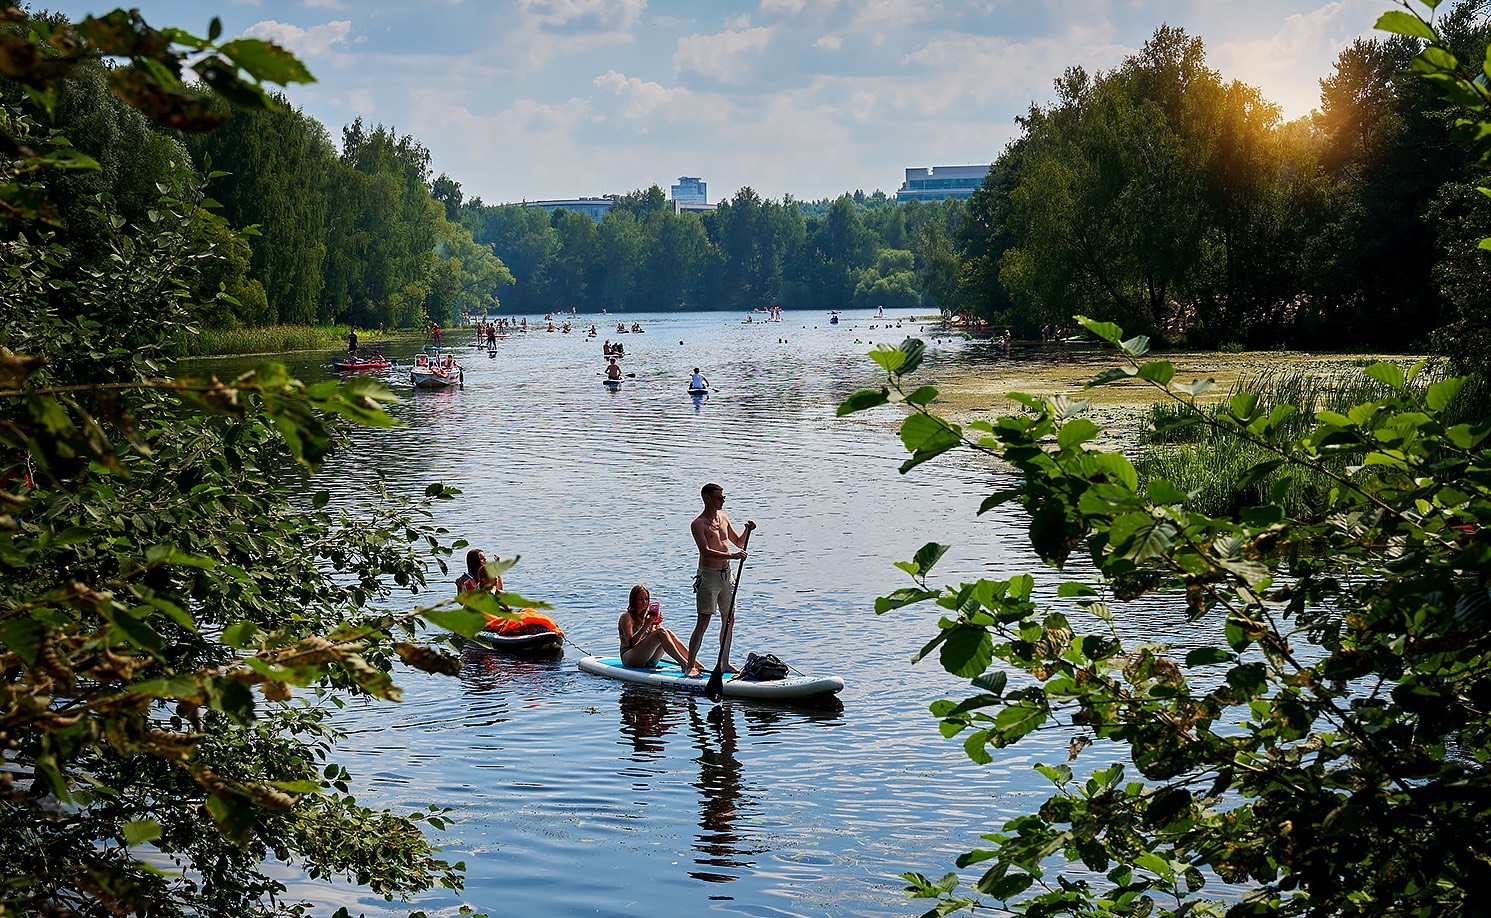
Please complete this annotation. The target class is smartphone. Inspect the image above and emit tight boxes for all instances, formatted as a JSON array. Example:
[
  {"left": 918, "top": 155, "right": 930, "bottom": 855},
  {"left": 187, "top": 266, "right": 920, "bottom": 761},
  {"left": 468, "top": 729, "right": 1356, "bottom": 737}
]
[{"left": 647, "top": 600, "right": 661, "bottom": 622}]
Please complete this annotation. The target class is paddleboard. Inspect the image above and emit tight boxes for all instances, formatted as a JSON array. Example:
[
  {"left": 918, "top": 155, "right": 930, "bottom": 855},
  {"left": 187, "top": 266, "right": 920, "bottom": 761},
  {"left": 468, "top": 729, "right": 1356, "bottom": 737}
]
[
  {"left": 688, "top": 387, "right": 709, "bottom": 397},
  {"left": 469, "top": 630, "right": 563, "bottom": 653},
  {"left": 603, "top": 378, "right": 622, "bottom": 388},
  {"left": 577, "top": 656, "right": 843, "bottom": 700}
]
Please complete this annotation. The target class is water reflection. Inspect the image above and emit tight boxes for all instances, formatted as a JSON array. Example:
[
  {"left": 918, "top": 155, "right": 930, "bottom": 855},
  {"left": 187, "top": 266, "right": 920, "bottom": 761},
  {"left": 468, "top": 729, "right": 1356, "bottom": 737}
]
[
  {"left": 687, "top": 702, "right": 757, "bottom": 883},
  {"left": 618, "top": 684, "right": 682, "bottom": 757}
]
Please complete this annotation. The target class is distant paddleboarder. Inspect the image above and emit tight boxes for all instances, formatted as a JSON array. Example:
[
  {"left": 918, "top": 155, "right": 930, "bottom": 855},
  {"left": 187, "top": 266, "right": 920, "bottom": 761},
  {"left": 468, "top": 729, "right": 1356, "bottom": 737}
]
[{"left": 689, "top": 368, "right": 708, "bottom": 392}]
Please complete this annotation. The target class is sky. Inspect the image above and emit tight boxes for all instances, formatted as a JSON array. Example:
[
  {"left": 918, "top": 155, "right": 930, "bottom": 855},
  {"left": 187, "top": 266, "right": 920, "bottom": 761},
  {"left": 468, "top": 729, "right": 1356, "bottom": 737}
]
[{"left": 45, "top": 0, "right": 1391, "bottom": 205}]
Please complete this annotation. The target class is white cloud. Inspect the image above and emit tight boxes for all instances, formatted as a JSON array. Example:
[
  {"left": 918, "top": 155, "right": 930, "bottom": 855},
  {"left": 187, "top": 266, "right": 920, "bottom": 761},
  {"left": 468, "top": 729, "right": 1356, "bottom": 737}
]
[
  {"left": 593, "top": 70, "right": 730, "bottom": 124},
  {"left": 674, "top": 27, "right": 774, "bottom": 83},
  {"left": 813, "top": 34, "right": 842, "bottom": 50},
  {"left": 518, "top": 0, "right": 647, "bottom": 31},
  {"left": 243, "top": 20, "right": 354, "bottom": 57}
]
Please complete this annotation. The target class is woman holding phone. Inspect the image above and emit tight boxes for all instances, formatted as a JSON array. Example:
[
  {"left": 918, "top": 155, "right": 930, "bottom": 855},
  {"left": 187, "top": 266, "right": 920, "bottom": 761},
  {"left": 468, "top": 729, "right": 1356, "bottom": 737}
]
[{"left": 618, "top": 584, "right": 696, "bottom": 673}]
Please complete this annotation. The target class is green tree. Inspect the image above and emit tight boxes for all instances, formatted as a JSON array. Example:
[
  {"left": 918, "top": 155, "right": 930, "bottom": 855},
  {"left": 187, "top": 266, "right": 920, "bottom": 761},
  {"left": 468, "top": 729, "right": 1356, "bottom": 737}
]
[
  {"left": 180, "top": 95, "right": 336, "bottom": 324},
  {"left": 837, "top": 8, "right": 1491, "bottom": 914},
  {"left": 2, "top": 10, "right": 517, "bottom": 915},
  {"left": 322, "top": 119, "right": 442, "bottom": 328},
  {"left": 844, "top": 322, "right": 1491, "bottom": 917}
]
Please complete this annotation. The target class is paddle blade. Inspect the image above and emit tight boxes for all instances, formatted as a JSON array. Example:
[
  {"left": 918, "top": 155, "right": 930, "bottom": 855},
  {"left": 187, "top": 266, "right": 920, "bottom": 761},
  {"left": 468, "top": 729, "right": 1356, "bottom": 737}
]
[{"left": 705, "top": 666, "right": 725, "bottom": 702}]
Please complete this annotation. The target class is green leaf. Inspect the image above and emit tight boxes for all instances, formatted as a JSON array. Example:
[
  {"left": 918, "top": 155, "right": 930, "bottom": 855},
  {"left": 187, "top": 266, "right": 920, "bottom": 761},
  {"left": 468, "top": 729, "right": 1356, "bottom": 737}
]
[
  {"left": 838, "top": 388, "right": 890, "bottom": 416},
  {"left": 1120, "top": 335, "right": 1151, "bottom": 358},
  {"left": 870, "top": 345, "right": 907, "bottom": 374},
  {"left": 977, "top": 490, "right": 1021, "bottom": 514},
  {"left": 1086, "top": 366, "right": 1137, "bottom": 388},
  {"left": 1076, "top": 316, "right": 1123, "bottom": 345},
  {"left": 1058, "top": 581, "right": 1097, "bottom": 598},
  {"left": 0, "top": 619, "right": 44, "bottom": 664},
  {"left": 221, "top": 621, "right": 262, "bottom": 649},
  {"left": 896, "top": 338, "right": 928, "bottom": 376},
  {"left": 1426, "top": 377, "right": 1464, "bottom": 412},
  {"left": 904, "top": 385, "right": 939, "bottom": 406},
  {"left": 1136, "top": 360, "right": 1174, "bottom": 384},
  {"left": 1363, "top": 361, "right": 1406, "bottom": 390},
  {"left": 1376, "top": 9, "right": 1438, "bottom": 41},
  {"left": 1057, "top": 418, "right": 1100, "bottom": 450},
  {"left": 123, "top": 819, "right": 162, "bottom": 845},
  {"left": 219, "top": 38, "right": 316, "bottom": 85},
  {"left": 972, "top": 670, "right": 1008, "bottom": 694},
  {"left": 940, "top": 624, "right": 994, "bottom": 678},
  {"left": 912, "top": 542, "right": 951, "bottom": 576},
  {"left": 421, "top": 607, "right": 490, "bottom": 638},
  {"left": 1035, "top": 763, "right": 1073, "bottom": 784},
  {"left": 1185, "top": 647, "right": 1232, "bottom": 666}
]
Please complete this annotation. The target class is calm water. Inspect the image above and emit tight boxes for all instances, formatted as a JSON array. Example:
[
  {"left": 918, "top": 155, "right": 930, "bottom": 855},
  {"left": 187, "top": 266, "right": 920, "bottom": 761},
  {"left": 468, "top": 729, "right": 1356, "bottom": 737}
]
[{"left": 244, "top": 310, "right": 1197, "bottom": 916}]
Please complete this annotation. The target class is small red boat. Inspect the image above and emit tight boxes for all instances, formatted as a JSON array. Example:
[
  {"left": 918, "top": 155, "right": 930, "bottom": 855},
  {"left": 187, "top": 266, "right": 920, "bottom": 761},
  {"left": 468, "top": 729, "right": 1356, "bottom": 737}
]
[{"left": 331, "top": 354, "right": 393, "bottom": 371}]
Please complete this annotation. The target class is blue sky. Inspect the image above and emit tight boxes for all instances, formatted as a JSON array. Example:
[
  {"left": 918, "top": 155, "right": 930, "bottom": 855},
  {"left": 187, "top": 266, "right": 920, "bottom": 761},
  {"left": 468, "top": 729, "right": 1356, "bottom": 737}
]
[{"left": 45, "top": 1, "right": 1390, "bottom": 204}]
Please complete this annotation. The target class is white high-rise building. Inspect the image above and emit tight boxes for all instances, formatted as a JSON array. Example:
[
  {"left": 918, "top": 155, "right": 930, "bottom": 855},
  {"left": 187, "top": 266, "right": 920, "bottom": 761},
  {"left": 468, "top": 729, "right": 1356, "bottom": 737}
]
[{"left": 670, "top": 177, "right": 707, "bottom": 205}]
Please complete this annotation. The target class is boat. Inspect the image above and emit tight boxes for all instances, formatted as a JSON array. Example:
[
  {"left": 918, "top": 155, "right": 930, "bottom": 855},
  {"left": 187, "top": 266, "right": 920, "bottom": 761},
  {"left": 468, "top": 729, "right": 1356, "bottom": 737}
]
[
  {"left": 470, "top": 629, "right": 563, "bottom": 653},
  {"left": 577, "top": 656, "right": 843, "bottom": 701},
  {"left": 469, "top": 610, "right": 564, "bottom": 654},
  {"left": 411, "top": 348, "right": 463, "bottom": 388},
  {"left": 331, "top": 354, "right": 393, "bottom": 372}
]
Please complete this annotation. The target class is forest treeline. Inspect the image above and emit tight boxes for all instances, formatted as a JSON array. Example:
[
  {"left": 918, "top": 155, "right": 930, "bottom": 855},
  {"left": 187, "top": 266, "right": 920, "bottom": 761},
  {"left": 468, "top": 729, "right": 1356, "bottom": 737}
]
[
  {"left": 952, "top": 14, "right": 1491, "bottom": 365},
  {"left": 4, "top": 9, "right": 1487, "bottom": 363}
]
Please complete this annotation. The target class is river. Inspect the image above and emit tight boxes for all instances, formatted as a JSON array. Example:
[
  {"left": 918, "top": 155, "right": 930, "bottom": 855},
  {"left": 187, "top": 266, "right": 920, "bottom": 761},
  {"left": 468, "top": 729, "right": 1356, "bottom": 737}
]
[{"left": 242, "top": 309, "right": 1195, "bottom": 917}]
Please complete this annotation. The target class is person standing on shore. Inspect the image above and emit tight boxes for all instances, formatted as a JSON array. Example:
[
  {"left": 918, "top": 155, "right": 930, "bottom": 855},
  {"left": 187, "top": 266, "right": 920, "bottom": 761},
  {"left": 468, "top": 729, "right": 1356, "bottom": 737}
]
[{"left": 686, "top": 483, "right": 755, "bottom": 677}]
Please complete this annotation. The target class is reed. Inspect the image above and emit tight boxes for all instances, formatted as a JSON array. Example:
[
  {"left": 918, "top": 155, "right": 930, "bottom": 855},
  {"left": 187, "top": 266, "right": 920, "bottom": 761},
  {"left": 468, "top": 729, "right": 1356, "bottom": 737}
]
[
  {"left": 178, "top": 325, "right": 351, "bottom": 357},
  {"left": 1136, "top": 370, "right": 1407, "bottom": 517}
]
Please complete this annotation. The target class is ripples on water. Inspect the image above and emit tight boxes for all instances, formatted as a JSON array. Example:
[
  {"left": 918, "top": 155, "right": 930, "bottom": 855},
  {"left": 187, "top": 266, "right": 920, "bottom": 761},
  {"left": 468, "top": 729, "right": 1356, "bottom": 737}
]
[{"left": 229, "top": 310, "right": 1201, "bottom": 916}]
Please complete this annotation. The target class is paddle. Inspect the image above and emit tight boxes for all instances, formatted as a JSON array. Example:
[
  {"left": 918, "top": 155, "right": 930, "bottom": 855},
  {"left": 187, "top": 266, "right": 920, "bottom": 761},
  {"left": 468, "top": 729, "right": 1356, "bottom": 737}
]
[{"left": 705, "top": 527, "right": 753, "bottom": 702}]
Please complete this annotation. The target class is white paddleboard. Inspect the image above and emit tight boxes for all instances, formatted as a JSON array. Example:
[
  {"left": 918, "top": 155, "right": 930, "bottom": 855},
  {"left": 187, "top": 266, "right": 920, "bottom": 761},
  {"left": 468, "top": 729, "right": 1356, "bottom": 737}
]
[{"left": 577, "top": 656, "right": 843, "bottom": 700}]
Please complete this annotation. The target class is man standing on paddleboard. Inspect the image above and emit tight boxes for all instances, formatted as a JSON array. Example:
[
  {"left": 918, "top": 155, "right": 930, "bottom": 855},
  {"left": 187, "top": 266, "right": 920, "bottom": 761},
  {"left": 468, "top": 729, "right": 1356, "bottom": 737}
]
[{"left": 687, "top": 483, "right": 755, "bottom": 677}]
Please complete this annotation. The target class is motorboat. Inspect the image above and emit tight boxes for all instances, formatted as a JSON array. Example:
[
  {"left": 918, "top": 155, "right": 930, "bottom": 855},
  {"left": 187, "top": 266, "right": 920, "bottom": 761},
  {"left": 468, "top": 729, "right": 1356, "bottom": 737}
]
[{"left": 411, "top": 347, "right": 463, "bottom": 388}]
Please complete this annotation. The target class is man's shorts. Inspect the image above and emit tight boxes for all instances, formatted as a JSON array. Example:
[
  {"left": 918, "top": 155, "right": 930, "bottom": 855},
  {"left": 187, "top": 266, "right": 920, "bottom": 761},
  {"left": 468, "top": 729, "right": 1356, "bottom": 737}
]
[{"left": 694, "top": 565, "right": 734, "bottom": 618}]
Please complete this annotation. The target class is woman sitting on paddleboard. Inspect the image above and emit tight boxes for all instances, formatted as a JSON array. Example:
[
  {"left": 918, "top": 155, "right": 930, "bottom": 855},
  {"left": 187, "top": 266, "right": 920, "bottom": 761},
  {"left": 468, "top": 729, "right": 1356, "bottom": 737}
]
[{"left": 618, "top": 585, "right": 695, "bottom": 672}]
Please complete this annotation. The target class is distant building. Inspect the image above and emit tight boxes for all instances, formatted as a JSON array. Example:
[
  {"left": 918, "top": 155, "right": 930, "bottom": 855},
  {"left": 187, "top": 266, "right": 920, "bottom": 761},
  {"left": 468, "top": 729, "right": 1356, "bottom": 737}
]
[
  {"left": 895, "top": 165, "right": 990, "bottom": 202},
  {"left": 520, "top": 196, "right": 616, "bottom": 221},
  {"left": 671, "top": 176, "right": 707, "bottom": 205}
]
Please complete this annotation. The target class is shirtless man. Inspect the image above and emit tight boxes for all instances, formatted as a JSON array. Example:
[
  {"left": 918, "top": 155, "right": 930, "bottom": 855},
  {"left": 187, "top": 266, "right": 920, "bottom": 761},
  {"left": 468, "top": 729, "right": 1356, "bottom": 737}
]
[{"left": 686, "top": 483, "right": 756, "bottom": 677}]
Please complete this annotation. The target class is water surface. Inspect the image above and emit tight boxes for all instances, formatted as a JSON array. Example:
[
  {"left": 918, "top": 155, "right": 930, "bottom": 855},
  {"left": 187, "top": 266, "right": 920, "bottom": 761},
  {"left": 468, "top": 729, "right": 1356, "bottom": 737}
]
[{"left": 254, "top": 310, "right": 1192, "bottom": 916}]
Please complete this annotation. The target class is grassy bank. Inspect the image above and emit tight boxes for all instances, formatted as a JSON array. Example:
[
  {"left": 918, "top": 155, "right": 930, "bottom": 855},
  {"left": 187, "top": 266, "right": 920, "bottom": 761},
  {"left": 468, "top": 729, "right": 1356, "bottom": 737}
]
[{"left": 177, "top": 325, "right": 413, "bottom": 357}]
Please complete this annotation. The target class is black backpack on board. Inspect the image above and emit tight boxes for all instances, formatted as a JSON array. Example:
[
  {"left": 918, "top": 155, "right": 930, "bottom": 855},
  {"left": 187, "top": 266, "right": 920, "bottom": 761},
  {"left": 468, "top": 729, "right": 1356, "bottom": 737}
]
[{"left": 737, "top": 652, "right": 789, "bottom": 682}]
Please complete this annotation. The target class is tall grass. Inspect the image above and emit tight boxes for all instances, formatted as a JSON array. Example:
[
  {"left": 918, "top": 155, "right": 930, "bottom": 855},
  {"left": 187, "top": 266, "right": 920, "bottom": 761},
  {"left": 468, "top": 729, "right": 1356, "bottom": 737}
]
[
  {"left": 178, "top": 325, "right": 353, "bottom": 357},
  {"left": 1137, "top": 370, "right": 1413, "bottom": 518}
]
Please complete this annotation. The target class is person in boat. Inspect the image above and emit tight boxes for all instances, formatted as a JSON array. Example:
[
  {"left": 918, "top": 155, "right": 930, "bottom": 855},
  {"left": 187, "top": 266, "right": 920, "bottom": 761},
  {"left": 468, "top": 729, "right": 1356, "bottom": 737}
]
[
  {"left": 614, "top": 342, "right": 624, "bottom": 357},
  {"left": 618, "top": 584, "right": 693, "bottom": 670},
  {"left": 685, "top": 483, "right": 756, "bottom": 677},
  {"left": 605, "top": 358, "right": 622, "bottom": 380},
  {"left": 456, "top": 548, "right": 503, "bottom": 594},
  {"left": 347, "top": 327, "right": 358, "bottom": 355},
  {"left": 689, "top": 368, "right": 709, "bottom": 391},
  {"left": 631, "top": 322, "right": 642, "bottom": 333}
]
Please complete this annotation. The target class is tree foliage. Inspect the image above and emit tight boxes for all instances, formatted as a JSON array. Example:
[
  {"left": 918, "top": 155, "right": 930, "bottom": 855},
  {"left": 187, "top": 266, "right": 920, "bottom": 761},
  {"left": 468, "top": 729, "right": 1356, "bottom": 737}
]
[
  {"left": 844, "top": 318, "right": 1491, "bottom": 917},
  {"left": 956, "top": 10, "right": 1490, "bottom": 351},
  {"left": 1, "top": 10, "right": 528, "bottom": 916}
]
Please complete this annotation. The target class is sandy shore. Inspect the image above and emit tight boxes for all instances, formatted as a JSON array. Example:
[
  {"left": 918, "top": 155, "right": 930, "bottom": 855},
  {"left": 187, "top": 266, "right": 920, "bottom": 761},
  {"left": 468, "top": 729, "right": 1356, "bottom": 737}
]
[{"left": 915, "top": 345, "right": 1425, "bottom": 449}]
